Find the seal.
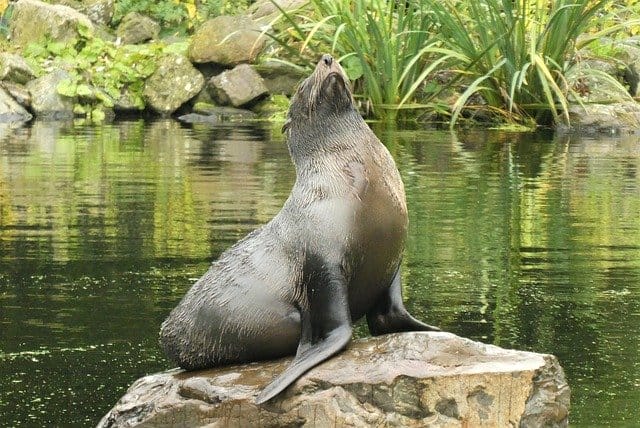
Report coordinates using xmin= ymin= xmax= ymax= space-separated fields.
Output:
xmin=159 ymin=54 xmax=440 ymax=404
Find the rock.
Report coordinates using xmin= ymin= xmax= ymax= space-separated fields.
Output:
xmin=26 ymin=69 xmax=75 ymax=119
xmin=179 ymin=105 xmax=257 ymax=123
xmin=0 ymin=82 xmax=31 ymax=108
xmin=254 ymin=60 xmax=305 ymax=96
xmin=116 ymin=12 xmax=160 ymax=45
xmin=253 ymin=94 xmax=289 ymax=120
xmin=561 ymin=102 xmax=640 ymax=135
xmin=0 ymin=87 xmax=32 ymax=123
xmin=114 ymin=86 xmax=144 ymax=112
xmin=98 ymin=332 xmax=570 ymax=427
xmin=568 ymin=64 xmax=633 ymax=104
xmin=9 ymin=0 xmax=94 ymax=48
xmin=248 ymin=0 xmax=307 ymax=23
xmin=50 ymin=0 xmax=113 ymax=25
xmin=84 ymin=0 xmax=115 ymax=26
xmin=0 ymin=53 xmax=36 ymax=85
xmin=614 ymin=38 xmax=640 ymax=97
xmin=177 ymin=113 xmax=219 ymax=124
xmin=564 ymin=58 xmax=640 ymax=134
xmin=188 ymin=15 xmax=266 ymax=66
xmin=143 ymin=54 xmax=205 ymax=116
xmin=209 ymin=64 xmax=268 ymax=107
xmin=580 ymin=37 xmax=640 ymax=97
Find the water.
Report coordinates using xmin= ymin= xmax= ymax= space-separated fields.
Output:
xmin=0 ymin=120 xmax=638 ymax=426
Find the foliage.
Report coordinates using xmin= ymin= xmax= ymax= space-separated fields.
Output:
xmin=266 ymin=0 xmax=462 ymax=121
xmin=0 ymin=0 xmax=11 ymax=39
xmin=424 ymin=0 xmax=640 ymax=126
xmin=22 ymin=29 xmax=177 ymax=121
xmin=113 ymin=0 xmax=188 ymax=29
xmin=268 ymin=0 xmax=639 ymax=126
xmin=195 ymin=0 xmax=253 ymax=20
xmin=113 ymin=0 xmax=252 ymax=32
xmin=592 ymin=0 xmax=640 ymax=37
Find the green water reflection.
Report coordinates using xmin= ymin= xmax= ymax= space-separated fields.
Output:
xmin=0 ymin=121 xmax=638 ymax=426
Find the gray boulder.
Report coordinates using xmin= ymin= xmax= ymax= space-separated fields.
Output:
xmin=188 ymin=15 xmax=266 ymax=66
xmin=114 ymin=86 xmax=144 ymax=112
xmin=254 ymin=60 xmax=305 ymax=96
xmin=564 ymin=58 xmax=640 ymax=134
xmin=0 ymin=53 xmax=36 ymax=85
xmin=26 ymin=69 xmax=75 ymax=119
xmin=580 ymin=37 xmax=640 ymax=97
xmin=9 ymin=0 xmax=94 ymax=48
xmin=209 ymin=64 xmax=269 ymax=107
xmin=84 ymin=0 xmax=115 ymax=26
xmin=143 ymin=54 xmax=205 ymax=116
xmin=0 ymin=87 xmax=32 ymax=123
xmin=562 ymin=102 xmax=640 ymax=135
xmin=98 ymin=332 xmax=570 ymax=427
xmin=50 ymin=0 xmax=113 ymax=25
xmin=0 ymin=82 xmax=31 ymax=108
xmin=116 ymin=12 xmax=160 ymax=45
xmin=179 ymin=105 xmax=258 ymax=123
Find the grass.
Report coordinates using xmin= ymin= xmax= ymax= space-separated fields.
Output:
xmin=427 ymin=0 xmax=640 ymax=126
xmin=265 ymin=0 xmax=462 ymax=121
xmin=266 ymin=0 xmax=639 ymax=127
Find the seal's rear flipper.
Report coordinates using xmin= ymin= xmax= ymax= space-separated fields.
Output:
xmin=366 ymin=267 xmax=441 ymax=335
xmin=255 ymin=261 xmax=352 ymax=404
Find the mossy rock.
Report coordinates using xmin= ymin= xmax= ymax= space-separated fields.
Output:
xmin=116 ymin=12 xmax=160 ymax=45
xmin=0 ymin=86 xmax=32 ymax=122
xmin=188 ymin=15 xmax=266 ymax=66
xmin=9 ymin=0 xmax=94 ymax=48
xmin=25 ymin=69 xmax=75 ymax=119
xmin=143 ymin=54 xmax=205 ymax=116
xmin=0 ymin=53 xmax=35 ymax=85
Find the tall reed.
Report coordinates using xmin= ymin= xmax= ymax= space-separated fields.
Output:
xmin=267 ymin=0 xmax=636 ymax=126
xmin=266 ymin=0 xmax=461 ymax=120
xmin=426 ymin=0 xmax=633 ymax=126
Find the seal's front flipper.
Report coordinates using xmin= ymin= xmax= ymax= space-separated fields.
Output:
xmin=367 ymin=267 xmax=440 ymax=335
xmin=255 ymin=261 xmax=352 ymax=404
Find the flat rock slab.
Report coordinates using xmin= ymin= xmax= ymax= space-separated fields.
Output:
xmin=98 ymin=332 xmax=570 ymax=427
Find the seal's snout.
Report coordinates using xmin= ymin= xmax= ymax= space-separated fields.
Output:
xmin=321 ymin=54 xmax=333 ymax=66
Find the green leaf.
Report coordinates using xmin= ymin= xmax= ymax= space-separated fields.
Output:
xmin=57 ymin=79 xmax=78 ymax=97
xmin=91 ymin=108 xmax=106 ymax=122
xmin=47 ymin=41 xmax=67 ymax=56
xmin=342 ymin=55 xmax=363 ymax=81
xmin=73 ymin=104 xmax=86 ymax=115
xmin=76 ymin=84 xmax=93 ymax=97
xmin=95 ymin=90 xmax=115 ymax=108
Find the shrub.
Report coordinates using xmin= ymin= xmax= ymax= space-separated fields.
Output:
xmin=267 ymin=0 xmax=462 ymax=121
xmin=268 ymin=0 xmax=639 ymax=126
xmin=23 ymin=28 xmax=187 ymax=121
xmin=426 ymin=0 xmax=639 ymax=126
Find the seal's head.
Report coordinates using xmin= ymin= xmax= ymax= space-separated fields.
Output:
xmin=284 ymin=54 xmax=354 ymax=136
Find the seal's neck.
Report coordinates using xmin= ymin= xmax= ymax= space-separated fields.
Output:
xmin=286 ymin=108 xmax=366 ymax=168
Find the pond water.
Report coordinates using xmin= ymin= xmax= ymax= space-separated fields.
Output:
xmin=0 ymin=120 xmax=638 ymax=426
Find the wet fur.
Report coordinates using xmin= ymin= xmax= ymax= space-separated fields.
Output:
xmin=159 ymin=55 xmax=434 ymax=401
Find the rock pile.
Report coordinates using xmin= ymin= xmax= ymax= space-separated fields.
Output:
xmin=0 ymin=0 xmax=306 ymax=124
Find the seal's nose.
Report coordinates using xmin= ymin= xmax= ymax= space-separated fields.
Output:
xmin=321 ymin=54 xmax=333 ymax=66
